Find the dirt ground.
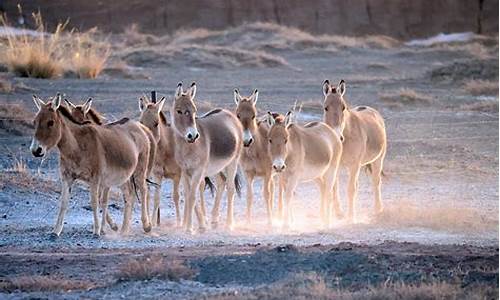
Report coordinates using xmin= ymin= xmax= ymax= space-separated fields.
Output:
xmin=0 ymin=25 xmax=498 ymax=298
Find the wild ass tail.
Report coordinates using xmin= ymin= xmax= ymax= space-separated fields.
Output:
xmin=204 ymin=177 xmax=215 ymax=197
xmin=208 ymin=172 xmax=242 ymax=198
xmin=364 ymin=164 xmax=386 ymax=177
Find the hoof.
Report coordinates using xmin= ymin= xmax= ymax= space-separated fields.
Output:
xmin=49 ymin=232 xmax=59 ymax=240
xmin=110 ymin=223 xmax=119 ymax=231
xmin=92 ymin=233 xmax=101 ymax=239
xmin=198 ymin=226 xmax=207 ymax=234
xmin=144 ymin=223 xmax=152 ymax=233
xmin=185 ymin=228 xmax=195 ymax=235
xmin=225 ymin=223 xmax=234 ymax=231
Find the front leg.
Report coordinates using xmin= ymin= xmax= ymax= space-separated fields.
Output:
xmin=262 ymin=173 xmax=273 ymax=226
xmin=245 ymin=171 xmax=255 ymax=224
xmin=52 ymin=179 xmax=73 ymax=237
xmin=151 ymin=174 xmax=163 ymax=226
xmin=347 ymin=166 xmax=361 ymax=220
xmin=282 ymin=177 xmax=298 ymax=229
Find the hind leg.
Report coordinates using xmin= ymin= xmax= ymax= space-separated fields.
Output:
xmin=211 ymin=174 xmax=226 ymax=229
xmin=120 ymin=181 xmax=134 ymax=234
xmin=316 ymin=178 xmax=328 ymax=226
xmin=100 ymin=187 xmax=118 ymax=231
xmin=198 ymin=183 xmax=207 ymax=224
xmin=370 ymin=154 xmax=385 ymax=214
xmin=90 ymin=183 xmax=101 ymax=236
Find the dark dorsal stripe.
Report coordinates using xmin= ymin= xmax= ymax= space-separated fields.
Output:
xmin=57 ymin=105 xmax=91 ymax=125
xmin=304 ymin=121 xmax=321 ymax=128
xmin=86 ymin=108 xmax=105 ymax=125
xmin=199 ymin=108 xmax=222 ymax=119
xmin=105 ymin=117 xmax=130 ymax=126
xmin=356 ymin=106 xmax=367 ymax=111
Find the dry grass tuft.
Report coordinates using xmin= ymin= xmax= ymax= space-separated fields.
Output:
xmin=116 ymin=256 xmax=196 ymax=282
xmin=0 ymin=7 xmax=110 ymax=79
xmin=0 ymin=275 xmax=95 ymax=292
xmin=463 ymin=80 xmax=499 ymax=96
xmin=379 ymin=88 xmax=432 ymax=108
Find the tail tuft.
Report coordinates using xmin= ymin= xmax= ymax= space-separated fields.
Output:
xmin=204 ymin=177 xmax=215 ymax=197
xmin=234 ymin=173 xmax=242 ymax=198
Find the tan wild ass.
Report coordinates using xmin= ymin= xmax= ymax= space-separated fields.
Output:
xmin=30 ymin=94 xmax=153 ymax=236
xmin=170 ymin=82 xmax=243 ymax=233
xmin=322 ymin=79 xmax=387 ymax=219
xmin=64 ymin=97 xmax=158 ymax=231
xmin=266 ymin=112 xmax=342 ymax=227
xmin=234 ymin=88 xmax=276 ymax=225
xmin=138 ymin=94 xmax=218 ymax=227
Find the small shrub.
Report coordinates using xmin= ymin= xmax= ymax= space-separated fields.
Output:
xmin=0 ymin=275 xmax=95 ymax=292
xmin=116 ymin=256 xmax=196 ymax=282
xmin=379 ymin=88 xmax=432 ymax=108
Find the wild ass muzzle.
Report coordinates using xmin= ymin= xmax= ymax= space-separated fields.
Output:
xmin=322 ymin=79 xmax=387 ymax=219
xmin=266 ymin=111 xmax=342 ymax=228
xmin=170 ymin=82 xmax=243 ymax=233
xmin=30 ymin=94 xmax=153 ymax=237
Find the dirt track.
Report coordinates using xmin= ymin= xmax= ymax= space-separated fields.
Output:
xmin=0 ymin=25 xmax=498 ymax=298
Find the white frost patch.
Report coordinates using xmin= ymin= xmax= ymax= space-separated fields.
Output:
xmin=0 ymin=25 xmax=45 ymax=37
xmin=476 ymin=95 xmax=499 ymax=102
xmin=405 ymin=32 xmax=475 ymax=47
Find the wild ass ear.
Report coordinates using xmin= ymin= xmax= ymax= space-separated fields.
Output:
xmin=234 ymin=89 xmax=242 ymax=105
xmin=64 ymin=98 xmax=76 ymax=109
xmin=175 ymin=82 xmax=183 ymax=98
xmin=82 ymin=98 xmax=93 ymax=114
xmin=188 ymin=82 xmax=197 ymax=99
xmin=156 ymin=97 xmax=166 ymax=113
xmin=338 ymin=80 xmax=346 ymax=97
xmin=52 ymin=94 xmax=62 ymax=110
xmin=284 ymin=111 xmax=293 ymax=127
xmin=139 ymin=96 xmax=149 ymax=112
xmin=266 ymin=111 xmax=275 ymax=127
xmin=250 ymin=89 xmax=259 ymax=104
xmin=32 ymin=95 xmax=45 ymax=111
xmin=322 ymin=80 xmax=331 ymax=96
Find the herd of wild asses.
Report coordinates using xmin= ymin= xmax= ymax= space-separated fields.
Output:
xmin=29 ymin=80 xmax=387 ymax=236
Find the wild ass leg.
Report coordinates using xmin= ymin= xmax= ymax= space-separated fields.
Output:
xmin=100 ymin=187 xmax=118 ymax=231
xmin=52 ymin=179 xmax=73 ymax=237
xmin=90 ymin=183 xmax=101 ymax=236
xmin=183 ymin=172 xmax=203 ymax=234
xmin=225 ymin=161 xmax=239 ymax=230
xmin=316 ymin=178 xmax=328 ymax=225
xmin=136 ymin=177 xmax=152 ymax=233
xmin=283 ymin=178 xmax=298 ymax=229
xmin=211 ymin=175 xmax=226 ymax=229
xmin=347 ymin=165 xmax=361 ymax=220
xmin=151 ymin=174 xmax=163 ymax=226
xmin=370 ymin=153 xmax=385 ymax=214
xmin=198 ymin=183 xmax=207 ymax=224
xmin=263 ymin=173 xmax=274 ymax=226
xmin=245 ymin=171 xmax=255 ymax=224
xmin=120 ymin=181 xmax=134 ymax=234
xmin=277 ymin=176 xmax=284 ymax=221
xmin=172 ymin=176 xmax=181 ymax=227
xmin=332 ymin=177 xmax=343 ymax=219
xmin=100 ymin=186 xmax=110 ymax=235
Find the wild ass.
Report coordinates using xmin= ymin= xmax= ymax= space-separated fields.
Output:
xmin=322 ymin=80 xmax=387 ymax=219
xmin=30 ymin=94 xmax=153 ymax=236
xmin=234 ymin=89 xmax=275 ymax=225
xmin=138 ymin=94 xmax=217 ymax=227
xmin=266 ymin=112 xmax=342 ymax=227
xmin=170 ymin=82 xmax=242 ymax=233
xmin=64 ymin=97 xmax=158 ymax=231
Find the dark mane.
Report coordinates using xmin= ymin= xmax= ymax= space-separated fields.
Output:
xmin=57 ymin=105 xmax=92 ymax=125
xmin=105 ymin=117 xmax=130 ymax=126
xmin=86 ymin=107 xmax=105 ymax=125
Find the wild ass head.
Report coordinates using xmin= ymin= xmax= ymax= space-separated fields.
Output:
xmin=171 ymin=82 xmax=199 ymax=143
xmin=30 ymin=94 xmax=64 ymax=157
xmin=266 ymin=111 xmax=293 ymax=172
xmin=234 ymin=88 xmax=258 ymax=147
xmin=139 ymin=93 xmax=166 ymax=140
xmin=322 ymin=79 xmax=347 ymax=141
xmin=64 ymin=98 xmax=100 ymax=124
